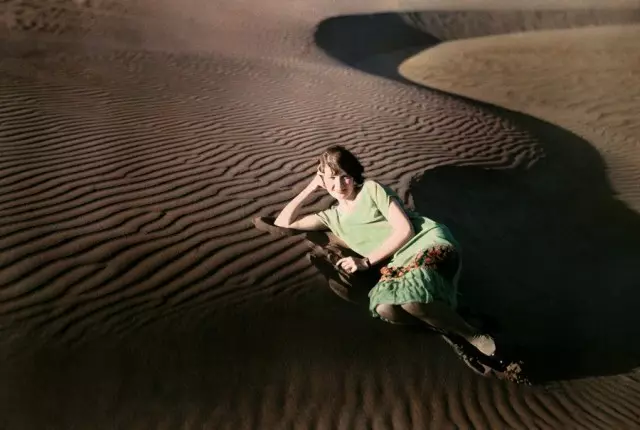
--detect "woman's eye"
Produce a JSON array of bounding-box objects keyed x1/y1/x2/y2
[{"x1": 327, "y1": 175, "x2": 352, "y2": 182}]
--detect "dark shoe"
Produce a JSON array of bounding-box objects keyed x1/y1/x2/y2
[
  {"x1": 431, "y1": 327, "x2": 530, "y2": 384},
  {"x1": 439, "y1": 333, "x2": 493, "y2": 377}
]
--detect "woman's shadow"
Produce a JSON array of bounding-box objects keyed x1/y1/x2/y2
[
  {"x1": 313, "y1": 10, "x2": 640, "y2": 383},
  {"x1": 410, "y1": 119, "x2": 640, "y2": 383}
]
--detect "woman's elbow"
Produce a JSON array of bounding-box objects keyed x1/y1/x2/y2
[
  {"x1": 405, "y1": 226, "x2": 415, "y2": 241},
  {"x1": 273, "y1": 217, "x2": 290, "y2": 228},
  {"x1": 274, "y1": 221, "x2": 289, "y2": 228},
  {"x1": 396, "y1": 225, "x2": 414, "y2": 242}
]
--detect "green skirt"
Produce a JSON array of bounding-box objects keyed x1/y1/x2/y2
[{"x1": 368, "y1": 244, "x2": 461, "y2": 320}]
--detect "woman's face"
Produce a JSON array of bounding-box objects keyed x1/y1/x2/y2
[{"x1": 320, "y1": 165, "x2": 356, "y2": 201}]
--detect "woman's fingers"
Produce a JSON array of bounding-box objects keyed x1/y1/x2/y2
[{"x1": 336, "y1": 257, "x2": 357, "y2": 273}]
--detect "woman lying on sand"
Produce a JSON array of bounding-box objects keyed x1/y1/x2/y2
[{"x1": 273, "y1": 145, "x2": 498, "y2": 361}]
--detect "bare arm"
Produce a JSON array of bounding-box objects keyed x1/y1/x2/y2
[
  {"x1": 365, "y1": 199, "x2": 414, "y2": 265},
  {"x1": 337, "y1": 198, "x2": 414, "y2": 273},
  {"x1": 273, "y1": 175, "x2": 326, "y2": 231}
]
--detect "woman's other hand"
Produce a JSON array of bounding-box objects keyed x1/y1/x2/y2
[{"x1": 336, "y1": 257, "x2": 369, "y2": 274}]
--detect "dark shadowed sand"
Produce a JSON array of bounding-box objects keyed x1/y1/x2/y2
[{"x1": 2, "y1": 0, "x2": 640, "y2": 428}]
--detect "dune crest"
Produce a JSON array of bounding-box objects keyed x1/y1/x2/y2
[
  {"x1": 401, "y1": 24, "x2": 640, "y2": 210},
  {"x1": 2, "y1": 0, "x2": 640, "y2": 428}
]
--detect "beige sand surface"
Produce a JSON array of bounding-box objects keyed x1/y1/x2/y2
[
  {"x1": 400, "y1": 25, "x2": 640, "y2": 210},
  {"x1": 398, "y1": 0, "x2": 640, "y2": 10},
  {"x1": 1, "y1": 0, "x2": 640, "y2": 428}
]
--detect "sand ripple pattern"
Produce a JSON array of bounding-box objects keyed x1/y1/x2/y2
[
  {"x1": 0, "y1": 44, "x2": 542, "y2": 345},
  {"x1": 400, "y1": 24, "x2": 640, "y2": 210},
  {"x1": 3, "y1": 1, "x2": 639, "y2": 429}
]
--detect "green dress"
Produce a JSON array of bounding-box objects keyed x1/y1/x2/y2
[{"x1": 316, "y1": 180, "x2": 461, "y2": 319}]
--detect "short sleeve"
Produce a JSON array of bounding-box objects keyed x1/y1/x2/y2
[
  {"x1": 316, "y1": 206, "x2": 338, "y2": 231},
  {"x1": 367, "y1": 180, "x2": 402, "y2": 220}
]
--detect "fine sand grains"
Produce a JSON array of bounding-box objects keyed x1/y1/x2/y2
[
  {"x1": 400, "y1": 24, "x2": 640, "y2": 211},
  {"x1": 1, "y1": 0, "x2": 640, "y2": 429}
]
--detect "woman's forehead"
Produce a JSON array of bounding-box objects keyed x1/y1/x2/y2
[{"x1": 320, "y1": 165, "x2": 346, "y2": 176}]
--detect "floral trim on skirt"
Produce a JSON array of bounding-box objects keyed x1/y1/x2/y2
[{"x1": 369, "y1": 244, "x2": 461, "y2": 320}]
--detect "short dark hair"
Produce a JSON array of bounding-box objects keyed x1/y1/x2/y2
[{"x1": 318, "y1": 146, "x2": 365, "y2": 185}]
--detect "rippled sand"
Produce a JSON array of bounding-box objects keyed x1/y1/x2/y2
[{"x1": 1, "y1": 1, "x2": 640, "y2": 428}]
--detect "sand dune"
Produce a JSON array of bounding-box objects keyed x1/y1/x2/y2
[
  {"x1": 401, "y1": 7, "x2": 640, "y2": 40},
  {"x1": 400, "y1": 24, "x2": 640, "y2": 210},
  {"x1": 1, "y1": 0, "x2": 640, "y2": 428}
]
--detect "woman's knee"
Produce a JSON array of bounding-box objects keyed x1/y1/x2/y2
[
  {"x1": 401, "y1": 301, "x2": 464, "y2": 324},
  {"x1": 375, "y1": 304, "x2": 415, "y2": 325},
  {"x1": 400, "y1": 302, "x2": 425, "y2": 316},
  {"x1": 375, "y1": 304, "x2": 395, "y2": 319}
]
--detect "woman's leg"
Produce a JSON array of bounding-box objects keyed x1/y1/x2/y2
[
  {"x1": 400, "y1": 301, "x2": 496, "y2": 357},
  {"x1": 375, "y1": 304, "x2": 420, "y2": 325}
]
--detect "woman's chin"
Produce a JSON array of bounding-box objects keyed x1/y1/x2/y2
[{"x1": 330, "y1": 189, "x2": 353, "y2": 200}]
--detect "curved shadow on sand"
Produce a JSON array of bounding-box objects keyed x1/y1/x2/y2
[
  {"x1": 314, "y1": 8, "x2": 640, "y2": 82},
  {"x1": 411, "y1": 122, "x2": 640, "y2": 384},
  {"x1": 314, "y1": 11, "x2": 640, "y2": 383},
  {"x1": 314, "y1": 13, "x2": 440, "y2": 82}
]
